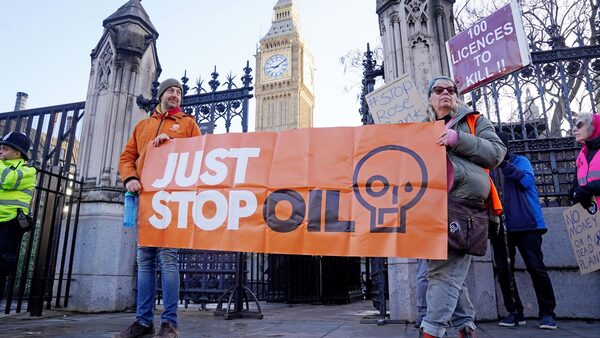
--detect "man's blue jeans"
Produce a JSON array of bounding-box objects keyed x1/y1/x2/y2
[
  {"x1": 421, "y1": 250, "x2": 476, "y2": 337},
  {"x1": 416, "y1": 259, "x2": 429, "y2": 322},
  {"x1": 136, "y1": 247, "x2": 179, "y2": 326}
]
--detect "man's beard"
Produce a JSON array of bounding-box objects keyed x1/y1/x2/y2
[{"x1": 163, "y1": 99, "x2": 179, "y2": 110}]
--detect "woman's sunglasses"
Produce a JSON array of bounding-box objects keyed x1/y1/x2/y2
[
  {"x1": 432, "y1": 86, "x2": 457, "y2": 95},
  {"x1": 574, "y1": 121, "x2": 585, "y2": 129}
]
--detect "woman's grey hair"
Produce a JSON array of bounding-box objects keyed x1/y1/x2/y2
[
  {"x1": 576, "y1": 112, "x2": 595, "y2": 135},
  {"x1": 425, "y1": 97, "x2": 470, "y2": 122},
  {"x1": 424, "y1": 77, "x2": 471, "y2": 121}
]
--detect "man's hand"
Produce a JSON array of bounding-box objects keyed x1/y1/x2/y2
[
  {"x1": 125, "y1": 179, "x2": 142, "y2": 193},
  {"x1": 153, "y1": 133, "x2": 171, "y2": 147}
]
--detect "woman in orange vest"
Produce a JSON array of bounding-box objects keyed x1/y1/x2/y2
[{"x1": 418, "y1": 76, "x2": 506, "y2": 338}]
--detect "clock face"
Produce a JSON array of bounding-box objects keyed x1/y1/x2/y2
[{"x1": 264, "y1": 54, "x2": 289, "y2": 79}]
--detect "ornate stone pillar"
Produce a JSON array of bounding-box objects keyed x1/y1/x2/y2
[
  {"x1": 68, "y1": 0, "x2": 160, "y2": 312},
  {"x1": 375, "y1": 0, "x2": 498, "y2": 321}
]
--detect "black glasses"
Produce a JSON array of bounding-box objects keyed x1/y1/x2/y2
[
  {"x1": 575, "y1": 121, "x2": 585, "y2": 129},
  {"x1": 432, "y1": 86, "x2": 457, "y2": 95}
]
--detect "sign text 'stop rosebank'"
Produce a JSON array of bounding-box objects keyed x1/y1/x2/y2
[{"x1": 446, "y1": 1, "x2": 531, "y2": 94}]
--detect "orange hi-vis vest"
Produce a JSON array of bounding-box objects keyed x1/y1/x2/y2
[{"x1": 466, "y1": 113, "x2": 503, "y2": 216}]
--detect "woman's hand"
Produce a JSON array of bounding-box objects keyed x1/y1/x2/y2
[
  {"x1": 437, "y1": 129, "x2": 458, "y2": 147},
  {"x1": 571, "y1": 186, "x2": 593, "y2": 208}
]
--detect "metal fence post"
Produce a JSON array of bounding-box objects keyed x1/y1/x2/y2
[{"x1": 28, "y1": 166, "x2": 60, "y2": 316}]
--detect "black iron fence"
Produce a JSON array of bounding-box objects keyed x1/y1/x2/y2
[
  {"x1": 138, "y1": 62, "x2": 254, "y2": 134},
  {"x1": 509, "y1": 137, "x2": 580, "y2": 207},
  {"x1": 262, "y1": 254, "x2": 363, "y2": 304},
  {"x1": 0, "y1": 102, "x2": 85, "y2": 315}
]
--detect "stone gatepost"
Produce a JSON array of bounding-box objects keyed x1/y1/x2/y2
[
  {"x1": 375, "y1": 0, "x2": 498, "y2": 321},
  {"x1": 67, "y1": 0, "x2": 160, "y2": 312}
]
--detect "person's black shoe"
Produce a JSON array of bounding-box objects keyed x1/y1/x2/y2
[
  {"x1": 499, "y1": 313, "x2": 526, "y2": 327},
  {"x1": 539, "y1": 314, "x2": 557, "y2": 330},
  {"x1": 114, "y1": 321, "x2": 155, "y2": 338},
  {"x1": 153, "y1": 322, "x2": 178, "y2": 338}
]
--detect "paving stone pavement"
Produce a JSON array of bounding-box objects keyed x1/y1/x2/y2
[{"x1": 1, "y1": 300, "x2": 599, "y2": 337}]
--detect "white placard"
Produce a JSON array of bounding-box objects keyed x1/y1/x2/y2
[{"x1": 365, "y1": 74, "x2": 428, "y2": 124}]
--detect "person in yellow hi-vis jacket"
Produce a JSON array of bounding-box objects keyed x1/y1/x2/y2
[{"x1": 0, "y1": 131, "x2": 36, "y2": 301}]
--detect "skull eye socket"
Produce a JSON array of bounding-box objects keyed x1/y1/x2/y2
[{"x1": 366, "y1": 175, "x2": 389, "y2": 197}]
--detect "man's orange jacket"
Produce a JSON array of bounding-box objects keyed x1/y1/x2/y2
[{"x1": 118, "y1": 108, "x2": 201, "y2": 186}]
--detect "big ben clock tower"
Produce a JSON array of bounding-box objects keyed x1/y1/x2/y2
[{"x1": 255, "y1": 0, "x2": 315, "y2": 132}]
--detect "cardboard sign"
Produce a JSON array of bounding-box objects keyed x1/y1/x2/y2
[
  {"x1": 138, "y1": 123, "x2": 448, "y2": 259},
  {"x1": 446, "y1": 0, "x2": 531, "y2": 94},
  {"x1": 563, "y1": 202, "x2": 600, "y2": 274},
  {"x1": 365, "y1": 74, "x2": 428, "y2": 124}
]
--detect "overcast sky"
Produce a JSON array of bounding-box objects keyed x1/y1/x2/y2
[{"x1": 0, "y1": 0, "x2": 381, "y2": 131}]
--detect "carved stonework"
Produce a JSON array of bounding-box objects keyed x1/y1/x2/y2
[
  {"x1": 390, "y1": 11, "x2": 400, "y2": 24},
  {"x1": 69, "y1": 0, "x2": 160, "y2": 315},
  {"x1": 97, "y1": 45, "x2": 114, "y2": 91},
  {"x1": 434, "y1": 4, "x2": 445, "y2": 17},
  {"x1": 405, "y1": 0, "x2": 429, "y2": 36},
  {"x1": 380, "y1": 18, "x2": 386, "y2": 33},
  {"x1": 405, "y1": 0, "x2": 427, "y2": 21},
  {"x1": 409, "y1": 32, "x2": 430, "y2": 48}
]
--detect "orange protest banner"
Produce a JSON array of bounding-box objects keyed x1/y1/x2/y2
[{"x1": 138, "y1": 122, "x2": 448, "y2": 259}]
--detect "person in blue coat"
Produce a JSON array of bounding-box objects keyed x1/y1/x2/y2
[{"x1": 491, "y1": 132, "x2": 557, "y2": 330}]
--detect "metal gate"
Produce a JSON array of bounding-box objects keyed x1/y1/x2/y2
[{"x1": 0, "y1": 102, "x2": 85, "y2": 315}]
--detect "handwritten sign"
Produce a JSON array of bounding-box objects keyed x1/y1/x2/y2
[
  {"x1": 563, "y1": 202, "x2": 600, "y2": 274},
  {"x1": 446, "y1": 0, "x2": 531, "y2": 94},
  {"x1": 365, "y1": 74, "x2": 428, "y2": 124},
  {"x1": 138, "y1": 123, "x2": 449, "y2": 259}
]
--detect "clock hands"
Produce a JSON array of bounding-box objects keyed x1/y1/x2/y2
[
  {"x1": 273, "y1": 59, "x2": 286, "y2": 68},
  {"x1": 268, "y1": 59, "x2": 286, "y2": 70}
]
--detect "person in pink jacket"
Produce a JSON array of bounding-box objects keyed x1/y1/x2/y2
[{"x1": 571, "y1": 112, "x2": 600, "y2": 208}]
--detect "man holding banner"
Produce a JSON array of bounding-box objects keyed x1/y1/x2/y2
[{"x1": 116, "y1": 78, "x2": 200, "y2": 338}]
